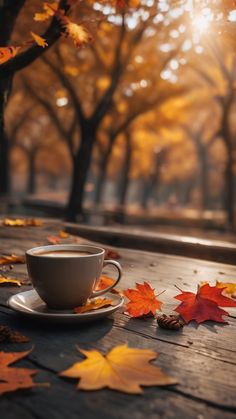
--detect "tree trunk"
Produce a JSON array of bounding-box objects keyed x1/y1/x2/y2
[
  {"x1": 95, "y1": 139, "x2": 114, "y2": 204},
  {"x1": 118, "y1": 134, "x2": 132, "y2": 206},
  {"x1": 195, "y1": 140, "x2": 208, "y2": 210},
  {"x1": 111, "y1": 134, "x2": 132, "y2": 224},
  {"x1": 0, "y1": 1, "x2": 28, "y2": 196},
  {"x1": 224, "y1": 142, "x2": 234, "y2": 227},
  {"x1": 220, "y1": 95, "x2": 235, "y2": 228},
  {"x1": 140, "y1": 149, "x2": 165, "y2": 209},
  {"x1": 141, "y1": 178, "x2": 154, "y2": 210},
  {"x1": 0, "y1": 79, "x2": 11, "y2": 195},
  {"x1": 66, "y1": 127, "x2": 95, "y2": 221},
  {"x1": 27, "y1": 151, "x2": 37, "y2": 194}
]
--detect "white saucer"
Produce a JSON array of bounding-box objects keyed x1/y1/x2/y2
[{"x1": 8, "y1": 289, "x2": 124, "y2": 323}]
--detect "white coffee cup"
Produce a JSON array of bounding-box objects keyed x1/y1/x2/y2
[{"x1": 26, "y1": 244, "x2": 122, "y2": 309}]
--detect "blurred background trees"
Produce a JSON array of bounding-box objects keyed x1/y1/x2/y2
[{"x1": 1, "y1": 0, "x2": 236, "y2": 230}]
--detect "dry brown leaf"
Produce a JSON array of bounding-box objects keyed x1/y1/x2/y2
[
  {"x1": 0, "y1": 254, "x2": 25, "y2": 265},
  {"x1": 0, "y1": 350, "x2": 49, "y2": 395},
  {"x1": 59, "y1": 344, "x2": 177, "y2": 394},
  {"x1": 74, "y1": 298, "x2": 113, "y2": 313},
  {"x1": 0, "y1": 326, "x2": 30, "y2": 344},
  {"x1": 2, "y1": 218, "x2": 42, "y2": 227},
  {"x1": 0, "y1": 277, "x2": 22, "y2": 286}
]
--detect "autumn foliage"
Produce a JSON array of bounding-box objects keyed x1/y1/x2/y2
[
  {"x1": 0, "y1": 350, "x2": 48, "y2": 395},
  {"x1": 174, "y1": 283, "x2": 236, "y2": 324},
  {"x1": 124, "y1": 281, "x2": 163, "y2": 317}
]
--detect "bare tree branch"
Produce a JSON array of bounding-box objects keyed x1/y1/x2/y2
[
  {"x1": 22, "y1": 78, "x2": 75, "y2": 158},
  {"x1": 92, "y1": 15, "x2": 126, "y2": 125},
  {"x1": 42, "y1": 51, "x2": 85, "y2": 126}
]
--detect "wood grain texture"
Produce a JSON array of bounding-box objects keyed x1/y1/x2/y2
[{"x1": 0, "y1": 219, "x2": 236, "y2": 419}]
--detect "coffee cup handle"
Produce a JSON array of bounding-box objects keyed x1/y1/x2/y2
[{"x1": 91, "y1": 260, "x2": 122, "y2": 297}]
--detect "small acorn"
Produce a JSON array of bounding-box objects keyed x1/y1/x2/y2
[{"x1": 156, "y1": 314, "x2": 184, "y2": 331}]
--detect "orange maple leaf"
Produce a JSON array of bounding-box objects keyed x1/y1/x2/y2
[
  {"x1": 0, "y1": 254, "x2": 25, "y2": 265},
  {"x1": 123, "y1": 281, "x2": 163, "y2": 317},
  {"x1": 59, "y1": 344, "x2": 177, "y2": 393},
  {"x1": 95, "y1": 275, "x2": 115, "y2": 290},
  {"x1": 34, "y1": 2, "x2": 58, "y2": 21},
  {"x1": 74, "y1": 297, "x2": 113, "y2": 313},
  {"x1": 0, "y1": 46, "x2": 21, "y2": 65},
  {"x1": 0, "y1": 350, "x2": 49, "y2": 395},
  {"x1": 174, "y1": 283, "x2": 236, "y2": 324},
  {"x1": 31, "y1": 32, "x2": 48, "y2": 48}
]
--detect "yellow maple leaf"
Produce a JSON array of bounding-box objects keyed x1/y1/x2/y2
[
  {"x1": 74, "y1": 298, "x2": 113, "y2": 313},
  {"x1": 30, "y1": 32, "x2": 48, "y2": 48},
  {"x1": 59, "y1": 344, "x2": 177, "y2": 393},
  {"x1": 2, "y1": 218, "x2": 43, "y2": 227},
  {"x1": 34, "y1": 2, "x2": 58, "y2": 21},
  {"x1": 0, "y1": 277, "x2": 21, "y2": 286},
  {"x1": 61, "y1": 16, "x2": 92, "y2": 47}
]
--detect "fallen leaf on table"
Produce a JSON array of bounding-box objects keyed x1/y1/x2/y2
[
  {"x1": 0, "y1": 254, "x2": 25, "y2": 265},
  {"x1": 200, "y1": 281, "x2": 236, "y2": 298},
  {"x1": 0, "y1": 350, "x2": 49, "y2": 395},
  {"x1": 123, "y1": 281, "x2": 163, "y2": 318},
  {"x1": 105, "y1": 249, "x2": 121, "y2": 260},
  {"x1": 74, "y1": 298, "x2": 113, "y2": 313},
  {"x1": 216, "y1": 281, "x2": 236, "y2": 297},
  {"x1": 95, "y1": 275, "x2": 121, "y2": 295},
  {"x1": 200, "y1": 281, "x2": 236, "y2": 297},
  {"x1": 2, "y1": 218, "x2": 42, "y2": 227},
  {"x1": 0, "y1": 326, "x2": 30, "y2": 344},
  {"x1": 47, "y1": 235, "x2": 61, "y2": 244},
  {"x1": 96, "y1": 275, "x2": 115, "y2": 290},
  {"x1": 174, "y1": 283, "x2": 236, "y2": 324},
  {"x1": 59, "y1": 344, "x2": 177, "y2": 394},
  {"x1": 59, "y1": 230, "x2": 69, "y2": 239},
  {"x1": 0, "y1": 276, "x2": 22, "y2": 286}
]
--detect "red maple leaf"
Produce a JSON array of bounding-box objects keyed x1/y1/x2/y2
[
  {"x1": 174, "y1": 284, "x2": 236, "y2": 324},
  {"x1": 123, "y1": 282, "x2": 162, "y2": 317}
]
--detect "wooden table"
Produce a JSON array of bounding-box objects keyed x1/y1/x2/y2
[{"x1": 0, "y1": 219, "x2": 236, "y2": 419}]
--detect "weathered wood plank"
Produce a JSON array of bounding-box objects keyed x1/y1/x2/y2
[{"x1": 0, "y1": 219, "x2": 236, "y2": 418}]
